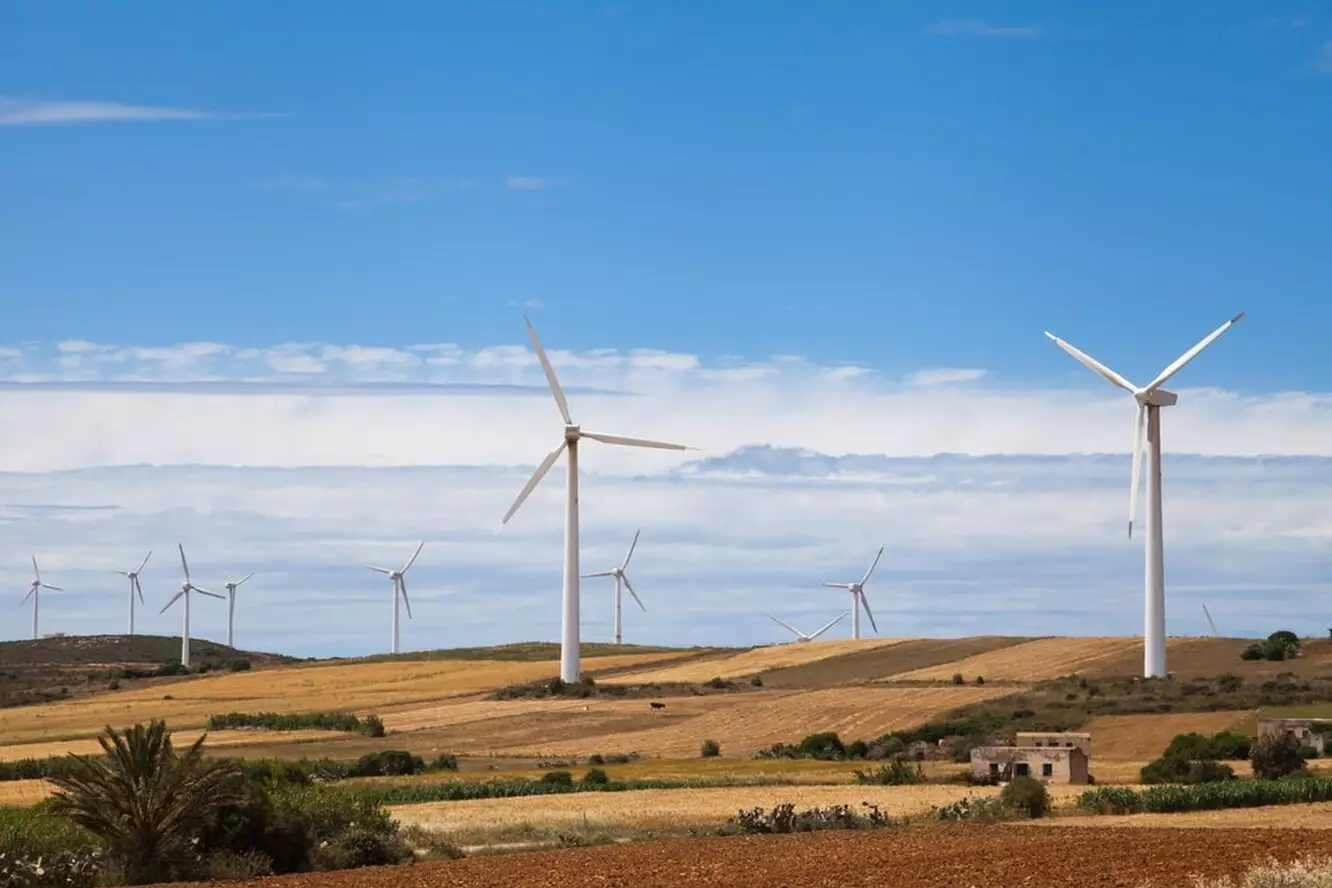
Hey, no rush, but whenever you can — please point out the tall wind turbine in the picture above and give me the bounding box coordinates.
[822,547,883,640]
[116,551,151,636]
[582,529,645,645]
[1045,312,1243,678]
[501,316,690,682]
[766,612,847,644]
[221,571,255,649]
[161,544,223,667]
[1202,603,1220,639]
[366,542,423,655]
[23,556,63,640]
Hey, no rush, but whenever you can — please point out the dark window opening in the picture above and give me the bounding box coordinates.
[1015,763,1030,778]
[1042,763,1053,778]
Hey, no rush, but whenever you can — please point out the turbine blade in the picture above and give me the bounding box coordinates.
[366,566,394,575]
[115,570,132,577]
[136,550,152,574]
[160,590,185,614]
[810,612,849,639]
[1044,332,1137,392]
[22,588,34,603]
[31,555,40,585]
[237,572,255,586]
[859,590,879,634]
[134,576,145,604]
[582,571,616,578]
[501,441,567,524]
[620,529,641,570]
[582,431,689,451]
[822,582,853,589]
[1202,603,1220,638]
[41,584,62,592]
[399,577,413,619]
[622,573,646,611]
[860,546,885,586]
[178,543,191,582]
[525,315,573,425]
[1128,404,1146,538]
[765,614,803,638]
[1144,312,1244,394]
[401,541,425,574]
[197,589,225,600]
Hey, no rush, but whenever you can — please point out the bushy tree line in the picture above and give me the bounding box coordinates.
[1242,630,1303,662]
[1139,730,1253,784]
[206,711,386,737]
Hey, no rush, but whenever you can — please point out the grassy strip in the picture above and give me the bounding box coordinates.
[1078,775,1332,815]
[358,775,805,806]
[206,711,385,736]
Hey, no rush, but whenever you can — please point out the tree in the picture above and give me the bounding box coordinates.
[1250,732,1307,780]
[48,720,246,884]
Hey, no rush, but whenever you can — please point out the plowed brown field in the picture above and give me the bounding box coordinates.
[159,826,1332,888]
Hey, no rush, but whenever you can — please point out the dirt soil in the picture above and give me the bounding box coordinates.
[161,825,1332,887]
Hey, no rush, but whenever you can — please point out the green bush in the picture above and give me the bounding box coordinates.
[1141,755,1234,784]
[314,826,411,871]
[853,760,925,785]
[1077,774,1332,815]
[734,803,895,834]
[951,673,964,686]
[227,659,252,672]
[1251,733,1307,780]
[701,739,721,758]
[750,675,763,687]
[430,753,459,772]
[587,754,605,766]
[353,750,424,778]
[845,740,869,760]
[1076,786,1142,815]
[933,796,1011,822]
[582,768,610,786]
[206,711,385,736]
[1000,776,1051,818]
[540,771,574,787]
[0,804,103,887]
[796,732,845,760]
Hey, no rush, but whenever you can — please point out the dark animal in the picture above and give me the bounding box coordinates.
[649,701,666,710]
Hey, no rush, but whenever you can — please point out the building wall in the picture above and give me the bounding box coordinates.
[1016,732,1092,757]
[969,746,1089,785]
[1258,719,1330,754]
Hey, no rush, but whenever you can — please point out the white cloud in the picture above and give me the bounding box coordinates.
[906,368,987,387]
[505,176,564,191]
[0,98,274,127]
[928,20,1042,38]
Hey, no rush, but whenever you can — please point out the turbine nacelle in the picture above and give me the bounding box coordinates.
[565,424,582,442]
[1134,388,1178,408]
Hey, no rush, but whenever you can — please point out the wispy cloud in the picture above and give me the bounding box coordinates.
[928,19,1042,38]
[1314,41,1332,74]
[336,179,434,210]
[906,368,988,387]
[505,175,564,191]
[0,98,277,127]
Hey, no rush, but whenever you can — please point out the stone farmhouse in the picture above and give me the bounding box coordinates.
[970,731,1092,785]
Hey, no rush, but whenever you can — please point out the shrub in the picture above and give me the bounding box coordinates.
[701,739,721,758]
[854,760,925,786]
[353,750,424,777]
[933,796,1011,822]
[845,740,869,760]
[430,753,459,772]
[1252,733,1307,780]
[1241,644,1266,661]
[734,803,895,834]
[315,826,411,871]
[750,675,763,687]
[975,676,985,685]
[705,677,731,690]
[0,805,103,888]
[1141,755,1235,785]
[228,659,252,672]
[951,673,964,686]
[865,736,907,760]
[582,768,610,786]
[1000,776,1051,818]
[587,754,605,766]
[796,732,845,760]
[540,770,574,787]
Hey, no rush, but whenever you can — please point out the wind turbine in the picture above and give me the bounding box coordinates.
[366,542,423,655]
[501,316,690,682]
[221,571,255,649]
[23,556,63,640]
[1202,603,1220,639]
[582,529,646,645]
[822,547,884,640]
[116,551,151,636]
[1045,312,1243,678]
[161,544,223,668]
[766,612,847,644]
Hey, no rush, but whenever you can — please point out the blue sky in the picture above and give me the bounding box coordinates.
[2,3,1332,653]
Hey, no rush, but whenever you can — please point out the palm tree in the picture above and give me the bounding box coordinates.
[49,720,245,884]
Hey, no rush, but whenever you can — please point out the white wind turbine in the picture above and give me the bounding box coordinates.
[221,571,255,649]
[365,542,423,655]
[766,612,848,644]
[160,544,223,667]
[1045,312,1243,678]
[23,556,63,640]
[501,316,690,683]
[1202,603,1220,639]
[582,529,646,645]
[822,547,883,640]
[115,551,151,636]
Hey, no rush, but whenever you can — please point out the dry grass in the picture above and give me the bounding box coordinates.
[0,653,677,746]
[0,728,348,762]
[391,782,1088,833]
[602,639,908,685]
[1087,712,1256,762]
[0,779,54,806]
[886,637,1146,682]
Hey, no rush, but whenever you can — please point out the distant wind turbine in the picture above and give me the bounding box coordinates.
[116,551,151,635]
[161,544,223,667]
[1202,603,1220,639]
[366,542,423,655]
[582,530,646,645]
[221,571,255,649]
[1045,312,1243,678]
[23,556,63,640]
[766,612,847,644]
[500,316,691,682]
[822,547,883,640]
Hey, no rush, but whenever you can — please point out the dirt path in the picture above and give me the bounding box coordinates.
[163,825,1332,887]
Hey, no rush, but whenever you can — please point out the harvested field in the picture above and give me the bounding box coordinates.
[1087,711,1255,762]
[0,653,679,746]
[392,783,1087,832]
[0,778,53,806]
[602,638,907,685]
[756,636,1031,688]
[158,826,1332,888]
[1083,636,1332,680]
[0,728,346,761]
[404,685,1016,758]
[886,636,1146,682]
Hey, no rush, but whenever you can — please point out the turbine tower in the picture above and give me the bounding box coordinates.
[1045,312,1243,678]
[116,551,151,635]
[161,544,223,667]
[765,612,847,644]
[582,529,646,645]
[23,556,63,640]
[221,571,255,649]
[366,542,423,655]
[822,547,883,639]
[501,316,690,683]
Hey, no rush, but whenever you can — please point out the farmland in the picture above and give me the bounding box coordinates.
[885,636,1147,682]
[601,637,906,684]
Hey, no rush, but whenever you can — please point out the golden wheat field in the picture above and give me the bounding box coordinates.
[390,783,1088,834]
[0,653,681,746]
[0,779,54,806]
[0,728,348,762]
[886,637,1148,682]
[602,638,908,685]
[1085,712,1255,762]
[443,685,1018,758]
